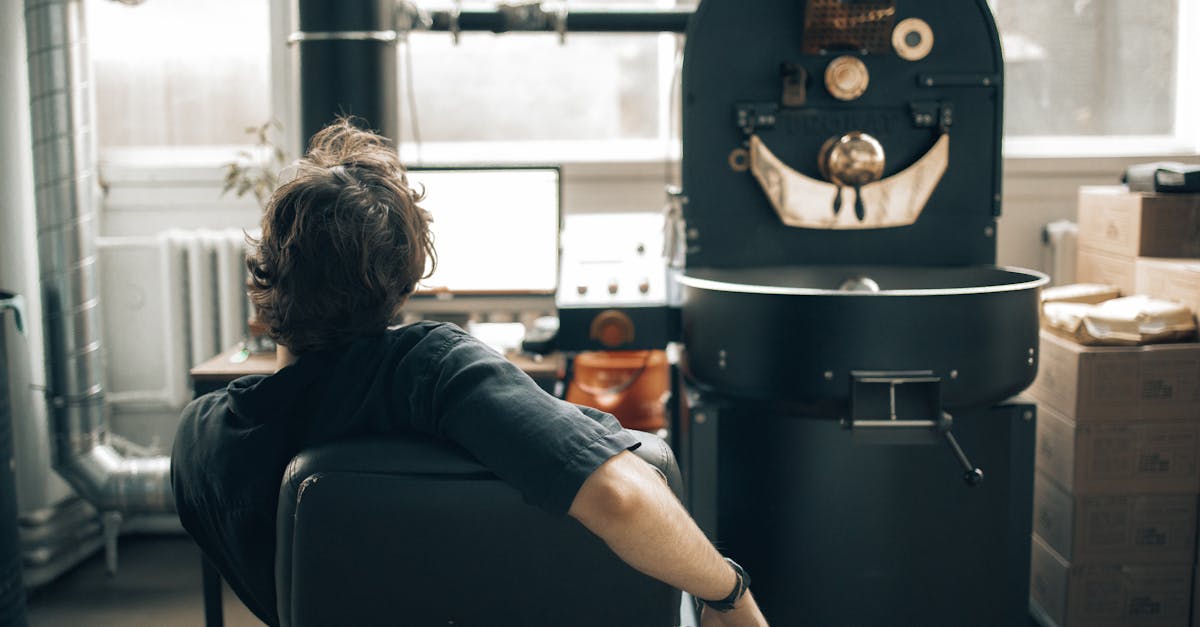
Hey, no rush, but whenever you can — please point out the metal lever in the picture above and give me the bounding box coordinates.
[938,412,983,487]
[848,372,984,488]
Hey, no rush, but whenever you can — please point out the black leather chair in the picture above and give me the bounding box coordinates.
[275,430,683,627]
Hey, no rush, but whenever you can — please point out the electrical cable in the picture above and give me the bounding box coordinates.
[660,32,686,270]
[401,34,424,165]
[664,33,683,187]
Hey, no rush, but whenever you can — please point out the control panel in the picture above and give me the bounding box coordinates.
[556,213,679,351]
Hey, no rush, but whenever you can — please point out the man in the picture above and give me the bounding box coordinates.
[171,119,769,627]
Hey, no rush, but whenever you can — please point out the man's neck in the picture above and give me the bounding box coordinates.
[276,345,298,371]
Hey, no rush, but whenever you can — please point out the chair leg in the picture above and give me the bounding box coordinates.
[201,554,224,627]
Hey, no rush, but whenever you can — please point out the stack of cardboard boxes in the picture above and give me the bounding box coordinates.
[1075,186,1200,300]
[1029,186,1200,627]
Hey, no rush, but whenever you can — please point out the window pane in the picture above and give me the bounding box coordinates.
[993,0,1178,137]
[86,0,271,148]
[400,32,665,143]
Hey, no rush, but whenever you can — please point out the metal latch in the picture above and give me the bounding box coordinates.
[846,371,984,487]
[734,102,779,136]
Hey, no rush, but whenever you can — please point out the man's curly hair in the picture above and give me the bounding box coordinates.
[246,119,435,353]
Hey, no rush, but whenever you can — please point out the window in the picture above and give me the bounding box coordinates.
[400,34,664,142]
[395,1,683,161]
[992,0,1197,154]
[87,0,684,162]
[87,0,1192,160]
[87,0,272,149]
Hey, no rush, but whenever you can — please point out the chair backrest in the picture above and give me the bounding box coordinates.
[275,429,683,627]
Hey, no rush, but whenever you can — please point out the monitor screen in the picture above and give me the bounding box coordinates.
[404,167,560,296]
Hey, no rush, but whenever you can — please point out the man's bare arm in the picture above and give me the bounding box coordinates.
[568,451,768,626]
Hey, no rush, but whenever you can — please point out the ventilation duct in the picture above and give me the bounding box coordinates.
[24,0,173,515]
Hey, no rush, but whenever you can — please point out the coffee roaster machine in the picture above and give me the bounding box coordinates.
[674,3,1048,624]
[308,0,1048,623]
[559,1,1046,623]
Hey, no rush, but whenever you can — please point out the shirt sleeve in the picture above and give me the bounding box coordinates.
[402,326,640,514]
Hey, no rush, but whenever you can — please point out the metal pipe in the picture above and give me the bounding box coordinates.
[295,0,398,147]
[425,7,692,34]
[23,0,173,515]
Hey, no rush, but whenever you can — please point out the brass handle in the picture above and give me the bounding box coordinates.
[819,132,885,219]
[819,131,885,187]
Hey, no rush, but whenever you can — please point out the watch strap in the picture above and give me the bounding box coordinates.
[695,557,751,613]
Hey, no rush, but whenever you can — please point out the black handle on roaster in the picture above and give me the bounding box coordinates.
[939,412,984,486]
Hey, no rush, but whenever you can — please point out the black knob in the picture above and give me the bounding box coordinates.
[942,426,984,489]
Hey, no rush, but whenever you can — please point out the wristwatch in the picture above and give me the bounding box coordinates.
[696,557,751,613]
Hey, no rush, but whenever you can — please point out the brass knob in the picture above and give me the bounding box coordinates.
[590,310,635,348]
[824,56,869,101]
[819,132,885,187]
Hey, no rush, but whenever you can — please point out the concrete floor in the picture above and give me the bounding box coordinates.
[26,535,263,627]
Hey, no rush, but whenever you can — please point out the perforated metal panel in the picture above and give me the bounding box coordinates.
[801,0,897,54]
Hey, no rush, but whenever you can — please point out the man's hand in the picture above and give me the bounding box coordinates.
[700,591,769,627]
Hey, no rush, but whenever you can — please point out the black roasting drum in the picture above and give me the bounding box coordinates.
[679,265,1048,408]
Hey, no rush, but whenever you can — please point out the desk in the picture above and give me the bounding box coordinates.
[190,346,276,397]
[188,345,563,626]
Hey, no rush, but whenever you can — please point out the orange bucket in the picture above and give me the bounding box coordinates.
[567,350,669,433]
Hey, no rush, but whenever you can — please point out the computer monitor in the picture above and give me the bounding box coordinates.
[404,166,561,297]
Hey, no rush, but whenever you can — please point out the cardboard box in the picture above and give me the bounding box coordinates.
[1136,258,1200,315]
[1077,186,1200,259]
[1076,247,1137,297]
[1033,472,1197,563]
[1028,331,1200,422]
[1036,403,1200,494]
[1030,534,1193,627]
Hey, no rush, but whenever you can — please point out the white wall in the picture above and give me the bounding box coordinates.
[1000,155,1200,273]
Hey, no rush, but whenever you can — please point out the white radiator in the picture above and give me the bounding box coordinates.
[1041,220,1078,287]
[98,229,252,409]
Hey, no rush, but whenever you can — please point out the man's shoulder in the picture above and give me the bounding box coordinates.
[176,375,268,438]
[172,383,301,561]
[383,321,474,360]
[388,320,468,342]
[175,387,234,453]
[376,321,516,390]
[171,376,281,500]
